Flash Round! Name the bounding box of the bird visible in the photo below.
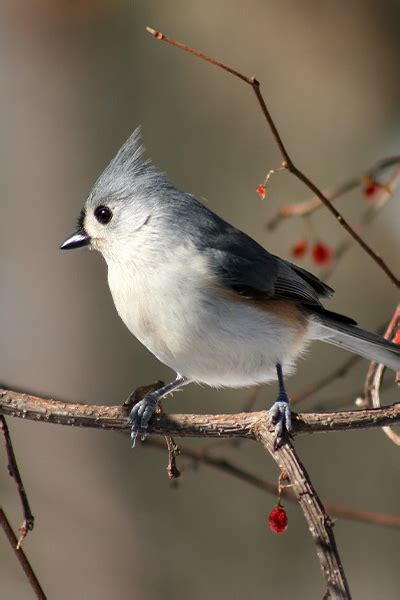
[60,128,400,447]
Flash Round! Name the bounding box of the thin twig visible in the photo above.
[253,421,352,599]
[0,508,46,600]
[291,318,392,408]
[164,435,181,479]
[145,438,400,529]
[365,304,400,445]
[154,397,181,479]
[0,415,34,547]
[319,167,400,281]
[291,355,361,406]
[146,26,399,288]
[266,156,400,229]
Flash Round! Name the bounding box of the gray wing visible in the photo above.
[183,197,334,306]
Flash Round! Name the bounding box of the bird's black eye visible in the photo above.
[94,205,113,225]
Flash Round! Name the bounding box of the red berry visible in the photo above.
[312,242,332,266]
[256,185,266,199]
[268,507,288,534]
[363,181,381,198]
[291,240,308,259]
[394,329,400,345]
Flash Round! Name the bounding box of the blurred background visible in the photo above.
[1,1,400,598]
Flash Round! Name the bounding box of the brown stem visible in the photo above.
[146,26,399,288]
[291,318,391,408]
[291,355,361,406]
[5,386,400,597]
[0,415,34,546]
[164,435,181,479]
[319,166,400,281]
[0,508,46,599]
[253,421,352,599]
[365,304,400,445]
[287,165,399,287]
[266,156,400,228]
[145,438,400,529]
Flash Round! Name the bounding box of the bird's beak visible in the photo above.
[59,228,91,250]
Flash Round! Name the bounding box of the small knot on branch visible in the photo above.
[146,27,163,40]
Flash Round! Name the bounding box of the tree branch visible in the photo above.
[0,416,44,596]
[365,304,400,445]
[291,355,361,406]
[0,508,46,600]
[145,438,400,529]
[1,388,400,437]
[4,385,400,597]
[254,420,351,599]
[146,26,399,288]
[266,156,400,229]
[0,415,34,547]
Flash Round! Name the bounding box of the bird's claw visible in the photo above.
[128,393,159,448]
[269,398,292,449]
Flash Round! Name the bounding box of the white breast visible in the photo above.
[107,243,313,388]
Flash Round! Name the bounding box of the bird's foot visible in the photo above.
[269,392,292,449]
[128,392,159,448]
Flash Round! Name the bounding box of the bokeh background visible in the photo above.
[1,1,400,598]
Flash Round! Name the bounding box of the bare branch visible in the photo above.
[318,167,400,281]
[2,388,400,437]
[288,315,394,408]
[266,157,400,229]
[1,386,358,596]
[145,438,400,529]
[0,508,46,599]
[253,421,351,599]
[291,355,361,406]
[0,416,34,546]
[365,304,400,445]
[4,385,400,597]
[146,26,399,288]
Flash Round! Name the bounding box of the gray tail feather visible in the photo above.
[315,315,400,372]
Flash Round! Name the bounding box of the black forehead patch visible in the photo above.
[77,208,86,230]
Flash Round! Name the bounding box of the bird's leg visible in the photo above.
[128,374,188,448]
[268,363,292,448]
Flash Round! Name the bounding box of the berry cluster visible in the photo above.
[291,240,332,265]
[256,175,389,269]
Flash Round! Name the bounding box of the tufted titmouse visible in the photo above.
[60,128,400,446]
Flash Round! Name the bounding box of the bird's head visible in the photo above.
[60,127,170,263]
